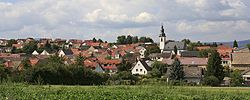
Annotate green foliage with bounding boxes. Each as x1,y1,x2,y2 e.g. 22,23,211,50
132,36,139,43
169,59,184,81
150,61,168,78
247,44,250,50
145,45,160,57
117,60,132,72
97,39,103,43
126,35,133,44
92,38,97,42
230,70,244,86
1,85,250,99
181,39,191,44
28,56,108,85
205,50,224,86
174,45,178,55
198,48,214,58
203,76,220,86
233,40,238,48
22,41,38,54
117,35,153,44
75,55,85,66
105,55,112,60
7,39,17,47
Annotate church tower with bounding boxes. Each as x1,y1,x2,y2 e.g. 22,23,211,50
159,25,166,52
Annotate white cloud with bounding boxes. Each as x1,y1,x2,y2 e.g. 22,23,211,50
133,12,154,23
0,0,250,42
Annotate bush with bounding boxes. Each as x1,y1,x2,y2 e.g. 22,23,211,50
204,76,220,86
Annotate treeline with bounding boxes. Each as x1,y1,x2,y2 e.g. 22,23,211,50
117,35,154,44
0,55,109,85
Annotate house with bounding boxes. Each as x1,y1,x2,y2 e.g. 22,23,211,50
32,50,39,55
162,57,208,69
234,47,250,53
148,53,172,61
12,44,23,49
241,69,250,85
0,47,12,53
183,66,203,84
99,58,121,73
0,39,8,46
217,45,233,67
40,50,51,56
131,60,152,75
231,52,250,70
58,49,73,57
137,46,146,58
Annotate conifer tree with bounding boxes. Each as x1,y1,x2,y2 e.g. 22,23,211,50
169,58,184,80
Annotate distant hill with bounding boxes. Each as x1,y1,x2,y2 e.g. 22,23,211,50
219,39,250,48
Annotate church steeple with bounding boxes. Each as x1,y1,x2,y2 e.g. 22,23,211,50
159,25,166,37
159,25,167,52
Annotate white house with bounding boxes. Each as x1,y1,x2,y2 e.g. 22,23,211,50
40,50,50,55
242,69,250,85
139,47,146,58
32,50,39,55
58,49,73,57
131,60,152,75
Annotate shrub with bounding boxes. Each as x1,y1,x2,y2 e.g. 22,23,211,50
204,76,220,86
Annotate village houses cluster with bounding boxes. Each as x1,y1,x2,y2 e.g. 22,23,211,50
0,25,250,85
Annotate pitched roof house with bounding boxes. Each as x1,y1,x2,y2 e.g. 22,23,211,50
131,60,152,75
58,49,74,57
231,52,250,70
241,69,250,85
183,67,203,84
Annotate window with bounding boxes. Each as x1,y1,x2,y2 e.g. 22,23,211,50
136,69,138,72
140,69,142,72
144,71,145,74
161,38,163,42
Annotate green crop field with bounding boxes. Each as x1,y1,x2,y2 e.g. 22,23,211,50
0,84,250,100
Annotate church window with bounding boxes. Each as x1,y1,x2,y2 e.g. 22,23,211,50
161,38,163,42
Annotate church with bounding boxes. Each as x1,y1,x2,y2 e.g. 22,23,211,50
159,25,186,55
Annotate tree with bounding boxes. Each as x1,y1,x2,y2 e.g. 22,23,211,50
174,45,178,55
126,35,133,44
117,60,132,72
198,49,214,58
230,70,244,86
247,44,250,50
7,39,17,47
132,36,139,43
98,39,103,43
169,58,184,81
204,50,224,86
93,38,97,42
150,61,168,78
117,35,126,44
22,41,38,54
233,40,238,48
75,54,85,66
145,45,161,57
181,39,191,44
203,76,220,86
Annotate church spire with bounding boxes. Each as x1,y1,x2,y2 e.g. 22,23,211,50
160,25,166,37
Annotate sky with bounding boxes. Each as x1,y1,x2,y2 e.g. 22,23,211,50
0,0,250,42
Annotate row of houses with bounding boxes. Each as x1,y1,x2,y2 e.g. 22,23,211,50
131,26,250,85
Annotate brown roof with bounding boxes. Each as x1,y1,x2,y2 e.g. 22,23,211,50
162,57,208,65
184,67,202,78
232,52,250,64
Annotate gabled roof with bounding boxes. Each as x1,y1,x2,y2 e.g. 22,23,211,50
184,67,202,78
148,53,172,58
62,49,73,55
232,52,250,64
164,41,186,51
139,60,152,71
241,69,250,75
180,51,199,57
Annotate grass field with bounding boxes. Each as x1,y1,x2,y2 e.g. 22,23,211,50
0,84,250,100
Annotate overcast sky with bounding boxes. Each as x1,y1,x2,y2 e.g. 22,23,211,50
0,0,250,42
